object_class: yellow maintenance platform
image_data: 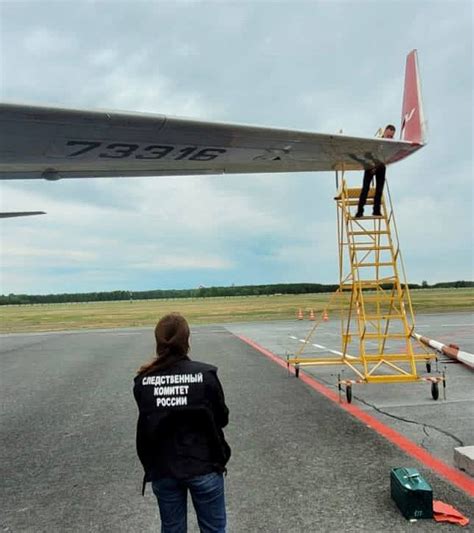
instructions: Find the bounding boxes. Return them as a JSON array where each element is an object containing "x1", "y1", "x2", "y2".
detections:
[{"x1": 287, "y1": 178, "x2": 444, "y2": 402}]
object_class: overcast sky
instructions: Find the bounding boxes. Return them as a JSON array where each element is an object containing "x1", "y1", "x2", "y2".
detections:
[{"x1": 0, "y1": 0, "x2": 472, "y2": 295}]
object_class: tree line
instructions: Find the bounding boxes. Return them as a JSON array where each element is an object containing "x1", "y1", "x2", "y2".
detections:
[{"x1": 1, "y1": 281, "x2": 472, "y2": 306}]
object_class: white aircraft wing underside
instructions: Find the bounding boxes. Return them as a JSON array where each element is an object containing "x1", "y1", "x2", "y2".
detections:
[
  {"x1": 0, "y1": 211, "x2": 46, "y2": 218},
  {"x1": 0, "y1": 103, "x2": 422, "y2": 180}
]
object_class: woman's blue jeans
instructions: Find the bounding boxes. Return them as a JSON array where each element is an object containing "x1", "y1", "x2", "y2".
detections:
[{"x1": 151, "y1": 472, "x2": 226, "y2": 533}]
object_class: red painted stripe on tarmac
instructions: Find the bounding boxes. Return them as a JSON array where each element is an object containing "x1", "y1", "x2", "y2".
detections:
[{"x1": 237, "y1": 334, "x2": 474, "y2": 498}]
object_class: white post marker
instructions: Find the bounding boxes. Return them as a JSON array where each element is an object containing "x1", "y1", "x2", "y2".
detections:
[{"x1": 413, "y1": 333, "x2": 474, "y2": 370}]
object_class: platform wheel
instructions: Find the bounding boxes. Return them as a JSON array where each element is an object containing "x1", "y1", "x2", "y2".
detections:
[
  {"x1": 295, "y1": 366, "x2": 300, "y2": 379},
  {"x1": 426, "y1": 361, "x2": 431, "y2": 373},
  {"x1": 431, "y1": 381, "x2": 439, "y2": 401},
  {"x1": 346, "y1": 385, "x2": 352, "y2": 404}
]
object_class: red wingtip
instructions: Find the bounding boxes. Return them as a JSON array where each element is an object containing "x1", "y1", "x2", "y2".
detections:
[{"x1": 400, "y1": 50, "x2": 426, "y2": 144}]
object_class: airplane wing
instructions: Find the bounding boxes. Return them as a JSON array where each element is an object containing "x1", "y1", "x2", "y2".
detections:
[
  {"x1": 0, "y1": 50, "x2": 425, "y2": 181},
  {"x1": 0, "y1": 211, "x2": 46, "y2": 218}
]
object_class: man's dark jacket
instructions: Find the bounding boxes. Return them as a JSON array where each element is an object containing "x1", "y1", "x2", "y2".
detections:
[{"x1": 133, "y1": 358, "x2": 230, "y2": 491}]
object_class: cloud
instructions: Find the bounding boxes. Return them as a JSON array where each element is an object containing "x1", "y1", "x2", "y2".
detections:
[
  {"x1": 79, "y1": 52, "x2": 219, "y2": 118},
  {"x1": 131, "y1": 254, "x2": 233, "y2": 271},
  {"x1": 0, "y1": 1, "x2": 472, "y2": 293},
  {"x1": 23, "y1": 27, "x2": 75, "y2": 56},
  {"x1": 5, "y1": 246, "x2": 95, "y2": 263}
]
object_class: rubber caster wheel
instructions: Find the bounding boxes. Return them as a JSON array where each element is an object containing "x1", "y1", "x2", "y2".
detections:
[
  {"x1": 431, "y1": 381, "x2": 439, "y2": 401},
  {"x1": 295, "y1": 367, "x2": 299, "y2": 378},
  {"x1": 426, "y1": 361, "x2": 431, "y2": 373},
  {"x1": 346, "y1": 385, "x2": 352, "y2": 404}
]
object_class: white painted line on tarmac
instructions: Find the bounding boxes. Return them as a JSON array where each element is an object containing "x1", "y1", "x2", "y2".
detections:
[
  {"x1": 440, "y1": 324, "x2": 473, "y2": 327},
  {"x1": 312, "y1": 343, "x2": 344, "y2": 356},
  {"x1": 417, "y1": 323, "x2": 473, "y2": 328},
  {"x1": 311, "y1": 340, "x2": 359, "y2": 359},
  {"x1": 291, "y1": 334, "x2": 359, "y2": 357},
  {"x1": 297, "y1": 338, "x2": 345, "y2": 357}
]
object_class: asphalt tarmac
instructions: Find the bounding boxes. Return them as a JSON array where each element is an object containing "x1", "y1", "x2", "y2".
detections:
[
  {"x1": 1, "y1": 315, "x2": 473, "y2": 532},
  {"x1": 226, "y1": 312, "x2": 474, "y2": 468}
]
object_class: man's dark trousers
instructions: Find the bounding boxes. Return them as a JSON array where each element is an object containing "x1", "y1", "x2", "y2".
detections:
[{"x1": 357, "y1": 165, "x2": 386, "y2": 215}]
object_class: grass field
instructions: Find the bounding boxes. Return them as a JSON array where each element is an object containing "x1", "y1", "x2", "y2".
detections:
[{"x1": 0, "y1": 288, "x2": 472, "y2": 333}]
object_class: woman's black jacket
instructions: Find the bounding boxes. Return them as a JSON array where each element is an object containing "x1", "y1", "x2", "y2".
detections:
[{"x1": 133, "y1": 359, "x2": 230, "y2": 492}]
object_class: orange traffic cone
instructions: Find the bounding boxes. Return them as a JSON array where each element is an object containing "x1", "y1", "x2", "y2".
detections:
[
  {"x1": 309, "y1": 309, "x2": 315, "y2": 321},
  {"x1": 322, "y1": 310, "x2": 329, "y2": 321},
  {"x1": 297, "y1": 308, "x2": 304, "y2": 320}
]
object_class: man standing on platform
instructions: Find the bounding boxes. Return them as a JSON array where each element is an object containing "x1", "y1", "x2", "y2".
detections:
[{"x1": 355, "y1": 124, "x2": 396, "y2": 217}]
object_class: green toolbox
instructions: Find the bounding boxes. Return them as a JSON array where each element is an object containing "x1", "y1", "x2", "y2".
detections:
[{"x1": 390, "y1": 468, "x2": 433, "y2": 520}]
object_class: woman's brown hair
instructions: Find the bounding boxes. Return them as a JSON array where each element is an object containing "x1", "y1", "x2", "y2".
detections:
[{"x1": 137, "y1": 313, "x2": 190, "y2": 375}]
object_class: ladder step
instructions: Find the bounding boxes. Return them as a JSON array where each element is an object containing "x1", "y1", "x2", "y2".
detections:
[
  {"x1": 340, "y1": 284, "x2": 396, "y2": 290},
  {"x1": 348, "y1": 354, "x2": 416, "y2": 358},
  {"x1": 349, "y1": 215, "x2": 385, "y2": 220},
  {"x1": 344, "y1": 188, "x2": 375, "y2": 198},
  {"x1": 340, "y1": 279, "x2": 398, "y2": 288},
  {"x1": 337, "y1": 199, "x2": 375, "y2": 205},
  {"x1": 363, "y1": 314, "x2": 405, "y2": 320},
  {"x1": 363, "y1": 333, "x2": 408, "y2": 339},
  {"x1": 349, "y1": 230, "x2": 390, "y2": 235},
  {"x1": 354, "y1": 262, "x2": 395, "y2": 267},
  {"x1": 359, "y1": 295, "x2": 397, "y2": 301},
  {"x1": 356, "y1": 282, "x2": 397, "y2": 286},
  {"x1": 351, "y1": 246, "x2": 392, "y2": 251}
]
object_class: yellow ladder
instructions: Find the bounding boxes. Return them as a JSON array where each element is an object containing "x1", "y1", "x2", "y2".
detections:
[{"x1": 287, "y1": 178, "x2": 442, "y2": 402}]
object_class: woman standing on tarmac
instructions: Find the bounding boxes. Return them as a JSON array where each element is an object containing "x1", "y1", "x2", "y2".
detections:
[{"x1": 133, "y1": 313, "x2": 231, "y2": 533}]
